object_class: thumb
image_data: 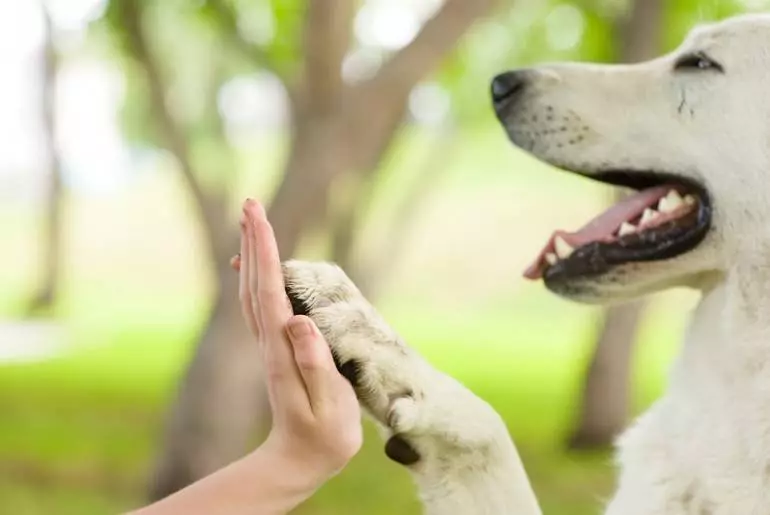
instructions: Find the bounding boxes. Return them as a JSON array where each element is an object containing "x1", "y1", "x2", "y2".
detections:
[{"x1": 286, "y1": 315, "x2": 337, "y2": 409}]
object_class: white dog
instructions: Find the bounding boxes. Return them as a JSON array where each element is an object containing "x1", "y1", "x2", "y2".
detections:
[{"x1": 283, "y1": 13, "x2": 770, "y2": 514}]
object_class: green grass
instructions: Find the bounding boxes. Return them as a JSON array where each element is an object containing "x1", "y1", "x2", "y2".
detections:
[{"x1": 0, "y1": 284, "x2": 695, "y2": 515}]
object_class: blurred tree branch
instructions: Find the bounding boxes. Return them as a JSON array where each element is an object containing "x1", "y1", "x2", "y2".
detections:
[
  {"x1": 118, "y1": 0, "x2": 232, "y2": 258},
  {"x1": 618, "y1": 0, "x2": 665, "y2": 63},
  {"x1": 26, "y1": 4, "x2": 63, "y2": 315},
  {"x1": 204, "y1": 0, "x2": 290, "y2": 82},
  {"x1": 298, "y1": 0, "x2": 355, "y2": 114},
  {"x1": 367, "y1": 0, "x2": 496, "y2": 100}
]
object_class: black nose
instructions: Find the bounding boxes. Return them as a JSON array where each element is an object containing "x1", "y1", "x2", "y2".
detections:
[{"x1": 490, "y1": 71, "x2": 527, "y2": 107}]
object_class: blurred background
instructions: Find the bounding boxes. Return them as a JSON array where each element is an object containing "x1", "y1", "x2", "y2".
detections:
[{"x1": 0, "y1": 0, "x2": 763, "y2": 513}]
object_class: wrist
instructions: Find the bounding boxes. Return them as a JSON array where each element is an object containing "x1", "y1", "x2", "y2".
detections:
[
  {"x1": 131, "y1": 445, "x2": 328, "y2": 515},
  {"x1": 248, "y1": 441, "x2": 331, "y2": 494}
]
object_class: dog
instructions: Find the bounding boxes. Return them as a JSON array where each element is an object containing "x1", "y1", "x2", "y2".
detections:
[{"x1": 283, "y1": 13, "x2": 770, "y2": 514}]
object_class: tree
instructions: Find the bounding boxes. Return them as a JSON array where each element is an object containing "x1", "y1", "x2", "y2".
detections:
[
  {"x1": 567, "y1": 0, "x2": 664, "y2": 449},
  {"x1": 101, "y1": 0, "x2": 500, "y2": 499},
  {"x1": 26, "y1": 3, "x2": 63, "y2": 315}
]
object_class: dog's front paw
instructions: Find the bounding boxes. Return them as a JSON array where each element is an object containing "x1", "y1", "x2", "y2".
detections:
[
  {"x1": 282, "y1": 260, "x2": 510, "y2": 470},
  {"x1": 282, "y1": 260, "x2": 425, "y2": 427}
]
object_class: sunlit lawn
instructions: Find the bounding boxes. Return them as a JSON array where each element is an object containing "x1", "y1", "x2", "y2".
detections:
[
  {"x1": 0, "y1": 292, "x2": 691, "y2": 515},
  {"x1": 0, "y1": 129, "x2": 698, "y2": 514}
]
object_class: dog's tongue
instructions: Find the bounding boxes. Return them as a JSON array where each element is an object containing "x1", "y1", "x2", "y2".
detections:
[{"x1": 524, "y1": 185, "x2": 675, "y2": 280}]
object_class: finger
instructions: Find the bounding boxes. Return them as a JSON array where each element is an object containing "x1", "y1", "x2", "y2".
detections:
[
  {"x1": 230, "y1": 253, "x2": 241, "y2": 271},
  {"x1": 244, "y1": 202, "x2": 261, "y2": 324},
  {"x1": 238, "y1": 216, "x2": 259, "y2": 338},
  {"x1": 246, "y1": 200, "x2": 292, "y2": 325},
  {"x1": 286, "y1": 316, "x2": 337, "y2": 412},
  {"x1": 243, "y1": 200, "x2": 308, "y2": 410}
]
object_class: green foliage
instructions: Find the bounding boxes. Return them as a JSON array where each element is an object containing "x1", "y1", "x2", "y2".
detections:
[
  {"x1": 251, "y1": 0, "x2": 304, "y2": 75},
  {"x1": 665, "y1": 0, "x2": 748, "y2": 51}
]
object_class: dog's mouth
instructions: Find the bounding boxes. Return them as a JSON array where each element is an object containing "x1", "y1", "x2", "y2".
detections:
[{"x1": 525, "y1": 171, "x2": 712, "y2": 282}]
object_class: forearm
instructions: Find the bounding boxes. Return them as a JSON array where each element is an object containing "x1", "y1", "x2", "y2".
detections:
[{"x1": 128, "y1": 448, "x2": 323, "y2": 515}]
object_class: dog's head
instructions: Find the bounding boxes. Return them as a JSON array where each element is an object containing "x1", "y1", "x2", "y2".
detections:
[{"x1": 493, "y1": 13, "x2": 770, "y2": 304}]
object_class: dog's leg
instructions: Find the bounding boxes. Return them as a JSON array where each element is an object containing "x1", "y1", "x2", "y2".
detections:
[{"x1": 283, "y1": 260, "x2": 542, "y2": 515}]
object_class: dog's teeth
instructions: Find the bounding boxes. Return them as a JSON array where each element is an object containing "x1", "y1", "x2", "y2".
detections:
[
  {"x1": 640, "y1": 208, "x2": 659, "y2": 225},
  {"x1": 618, "y1": 222, "x2": 637, "y2": 236},
  {"x1": 684, "y1": 194, "x2": 697, "y2": 206},
  {"x1": 667, "y1": 189, "x2": 685, "y2": 204},
  {"x1": 554, "y1": 236, "x2": 574, "y2": 259},
  {"x1": 545, "y1": 252, "x2": 558, "y2": 265},
  {"x1": 658, "y1": 190, "x2": 685, "y2": 213}
]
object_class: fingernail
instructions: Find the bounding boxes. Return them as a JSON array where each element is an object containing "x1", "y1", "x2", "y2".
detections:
[
  {"x1": 252, "y1": 201, "x2": 266, "y2": 218},
  {"x1": 242, "y1": 198, "x2": 265, "y2": 219},
  {"x1": 287, "y1": 317, "x2": 314, "y2": 339}
]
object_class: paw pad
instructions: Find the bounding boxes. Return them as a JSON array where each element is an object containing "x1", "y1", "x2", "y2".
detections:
[
  {"x1": 334, "y1": 356, "x2": 362, "y2": 388},
  {"x1": 385, "y1": 435, "x2": 421, "y2": 466}
]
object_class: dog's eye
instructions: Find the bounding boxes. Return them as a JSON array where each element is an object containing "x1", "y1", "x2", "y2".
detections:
[{"x1": 674, "y1": 52, "x2": 724, "y2": 73}]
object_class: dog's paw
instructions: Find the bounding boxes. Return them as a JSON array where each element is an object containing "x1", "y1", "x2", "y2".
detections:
[
  {"x1": 282, "y1": 260, "x2": 510, "y2": 470},
  {"x1": 282, "y1": 260, "x2": 424, "y2": 427}
]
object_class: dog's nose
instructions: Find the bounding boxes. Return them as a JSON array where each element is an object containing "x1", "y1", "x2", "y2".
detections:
[{"x1": 490, "y1": 71, "x2": 528, "y2": 107}]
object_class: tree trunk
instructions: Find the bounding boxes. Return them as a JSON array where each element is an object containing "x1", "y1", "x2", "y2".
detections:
[
  {"x1": 567, "y1": 0, "x2": 663, "y2": 450},
  {"x1": 26, "y1": 6, "x2": 62, "y2": 315},
  {"x1": 568, "y1": 301, "x2": 644, "y2": 449},
  {"x1": 328, "y1": 170, "x2": 366, "y2": 280},
  {"x1": 148, "y1": 266, "x2": 270, "y2": 501},
  {"x1": 268, "y1": 119, "x2": 348, "y2": 257}
]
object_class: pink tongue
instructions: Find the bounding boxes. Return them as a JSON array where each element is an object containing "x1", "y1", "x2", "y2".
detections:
[{"x1": 524, "y1": 185, "x2": 676, "y2": 280}]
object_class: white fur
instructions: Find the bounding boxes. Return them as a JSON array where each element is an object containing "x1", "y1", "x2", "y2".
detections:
[{"x1": 283, "y1": 14, "x2": 770, "y2": 515}]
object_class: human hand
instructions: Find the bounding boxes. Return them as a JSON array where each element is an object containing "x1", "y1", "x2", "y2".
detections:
[{"x1": 235, "y1": 199, "x2": 362, "y2": 484}]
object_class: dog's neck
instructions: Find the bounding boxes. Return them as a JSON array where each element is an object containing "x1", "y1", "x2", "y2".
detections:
[
  {"x1": 604, "y1": 262, "x2": 770, "y2": 511},
  {"x1": 672, "y1": 261, "x2": 770, "y2": 396}
]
